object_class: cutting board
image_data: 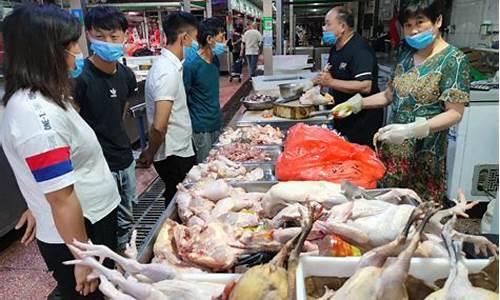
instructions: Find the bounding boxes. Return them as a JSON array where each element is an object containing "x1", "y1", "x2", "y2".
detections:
[{"x1": 273, "y1": 100, "x2": 316, "y2": 120}]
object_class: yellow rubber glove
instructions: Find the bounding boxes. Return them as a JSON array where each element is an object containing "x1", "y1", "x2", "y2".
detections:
[{"x1": 331, "y1": 93, "x2": 363, "y2": 118}]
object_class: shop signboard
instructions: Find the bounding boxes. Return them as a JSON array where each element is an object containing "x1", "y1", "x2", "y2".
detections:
[
  {"x1": 71, "y1": 9, "x2": 83, "y2": 25},
  {"x1": 263, "y1": 16, "x2": 273, "y2": 47}
]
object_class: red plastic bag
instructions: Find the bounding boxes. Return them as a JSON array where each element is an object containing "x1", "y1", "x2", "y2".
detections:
[{"x1": 275, "y1": 124, "x2": 385, "y2": 188}]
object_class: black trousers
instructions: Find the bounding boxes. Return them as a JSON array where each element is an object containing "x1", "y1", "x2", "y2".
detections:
[
  {"x1": 153, "y1": 155, "x2": 196, "y2": 208},
  {"x1": 335, "y1": 107, "x2": 384, "y2": 148},
  {"x1": 37, "y1": 208, "x2": 117, "y2": 300}
]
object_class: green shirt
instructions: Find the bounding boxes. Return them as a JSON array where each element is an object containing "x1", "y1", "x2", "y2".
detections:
[
  {"x1": 183, "y1": 52, "x2": 222, "y2": 133},
  {"x1": 378, "y1": 45, "x2": 470, "y2": 203}
]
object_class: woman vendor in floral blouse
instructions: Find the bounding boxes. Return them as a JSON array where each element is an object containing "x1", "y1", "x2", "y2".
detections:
[{"x1": 331, "y1": 0, "x2": 470, "y2": 204}]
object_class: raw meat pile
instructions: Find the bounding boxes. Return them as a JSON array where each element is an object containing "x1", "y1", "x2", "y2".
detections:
[
  {"x1": 244, "y1": 93, "x2": 277, "y2": 103},
  {"x1": 218, "y1": 125, "x2": 284, "y2": 145},
  {"x1": 207, "y1": 143, "x2": 273, "y2": 163},
  {"x1": 185, "y1": 155, "x2": 264, "y2": 183}
]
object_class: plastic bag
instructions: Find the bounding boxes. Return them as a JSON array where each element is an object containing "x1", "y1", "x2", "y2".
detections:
[{"x1": 275, "y1": 124, "x2": 385, "y2": 188}]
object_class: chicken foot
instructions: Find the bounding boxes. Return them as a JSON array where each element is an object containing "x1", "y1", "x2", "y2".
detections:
[
  {"x1": 64, "y1": 255, "x2": 166, "y2": 300},
  {"x1": 68, "y1": 240, "x2": 177, "y2": 283}
]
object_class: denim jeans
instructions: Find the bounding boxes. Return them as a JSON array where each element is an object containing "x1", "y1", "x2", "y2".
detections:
[
  {"x1": 193, "y1": 130, "x2": 221, "y2": 163},
  {"x1": 111, "y1": 160, "x2": 136, "y2": 251},
  {"x1": 246, "y1": 54, "x2": 258, "y2": 77}
]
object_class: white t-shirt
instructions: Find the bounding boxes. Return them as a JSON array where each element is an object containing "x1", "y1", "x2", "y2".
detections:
[
  {"x1": 145, "y1": 48, "x2": 194, "y2": 161},
  {"x1": 242, "y1": 29, "x2": 262, "y2": 55},
  {"x1": 0, "y1": 90, "x2": 120, "y2": 244}
]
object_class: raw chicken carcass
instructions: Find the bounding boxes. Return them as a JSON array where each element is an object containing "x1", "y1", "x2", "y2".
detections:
[
  {"x1": 193, "y1": 179, "x2": 232, "y2": 202},
  {"x1": 217, "y1": 211, "x2": 260, "y2": 228},
  {"x1": 262, "y1": 181, "x2": 346, "y2": 217},
  {"x1": 424, "y1": 216, "x2": 498, "y2": 300},
  {"x1": 207, "y1": 143, "x2": 273, "y2": 163},
  {"x1": 218, "y1": 125, "x2": 283, "y2": 145},
  {"x1": 313, "y1": 199, "x2": 416, "y2": 250},
  {"x1": 313, "y1": 185, "x2": 498, "y2": 258},
  {"x1": 271, "y1": 203, "x2": 308, "y2": 228},
  {"x1": 227, "y1": 204, "x2": 323, "y2": 300},
  {"x1": 64, "y1": 239, "x2": 225, "y2": 300},
  {"x1": 320, "y1": 203, "x2": 435, "y2": 300},
  {"x1": 173, "y1": 222, "x2": 242, "y2": 271},
  {"x1": 185, "y1": 156, "x2": 265, "y2": 182}
]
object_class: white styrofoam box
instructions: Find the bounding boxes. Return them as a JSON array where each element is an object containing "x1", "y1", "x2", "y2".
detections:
[
  {"x1": 296, "y1": 256, "x2": 490, "y2": 300},
  {"x1": 251, "y1": 72, "x2": 319, "y2": 92},
  {"x1": 273, "y1": 55, "x2": 309, "y2": 71}
]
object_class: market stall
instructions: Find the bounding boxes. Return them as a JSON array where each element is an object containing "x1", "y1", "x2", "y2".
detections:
[{"x1": 78, "y1": 70, "x2": 498, "y2": 299}]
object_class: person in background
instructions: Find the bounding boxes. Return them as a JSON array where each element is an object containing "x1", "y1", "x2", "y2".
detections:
[
  {"x1": 332, "y1": 0, "x2": 470, "y2": 204},
  {"x1": 139, "y1": 12, "x2": 198, "y2": 207},
  {"x1": 314, "y1": 6, "x2": 383, "y2": 147},
  {"x1": 229, "y1": 26, "x2": 243, "y2": 65},
  {"x1": 73, "y1": 6, "x2": 137, "y2": 253},
  {"x1": 0, "y1": 4, "x2": 120, "y2": 299},
  {"x1": 184, "y1": 18, "x2": 226, "y2": 163},
  {"x1": 241, "y1": 21, "x2": 262, "y2": 77}
]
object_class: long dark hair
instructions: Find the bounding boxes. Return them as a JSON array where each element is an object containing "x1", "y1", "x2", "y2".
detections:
[{"x1": 2, "y1": 4, "x2": 81, "y2": 109}]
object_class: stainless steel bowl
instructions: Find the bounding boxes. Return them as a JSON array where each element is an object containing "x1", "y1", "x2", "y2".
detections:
[
  {"x1": 240, "y1": 96, "x2": 275, "y2": 111},
  {"x1": 278, "y1": 83, "x2": 303, "y2": 100}
]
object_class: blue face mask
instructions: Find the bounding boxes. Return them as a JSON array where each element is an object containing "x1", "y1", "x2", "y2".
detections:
[
  {"x1": 90, "y1": 39, "x2": 124, "y2": 62},
  {"x1": 67, "y1": 51, "x2": 84, "y2": 78},
  {"x1": 405, "y1": 30, "x2": 435, "y2": 49},
  {"x1": 322, "y1": 31, "x2": 337, "y2": 46},
  {"x1": 184, "y1": 41, "x2": 199, "y2": 61},
  {"x1": 213, "y1": 42, "x2": 226, "y2": 55}
]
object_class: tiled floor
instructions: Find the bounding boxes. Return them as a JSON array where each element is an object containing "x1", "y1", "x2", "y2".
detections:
[{"x1": 0, "y1": 74, "x2": 248, "y2": 299}]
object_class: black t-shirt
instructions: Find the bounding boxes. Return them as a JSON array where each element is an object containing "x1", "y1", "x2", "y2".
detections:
[
  {"x1": 327, "y1": 33, "x2": 380, "y2": 103},
  {"x1": 327, "y1": 33, "x2": 383, "y2": 147},
  {"x1": 74, "y1": 59, "x2": 137, "y2": 171}
]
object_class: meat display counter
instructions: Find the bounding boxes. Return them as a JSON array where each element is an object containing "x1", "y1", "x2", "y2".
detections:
[{"x1": 135, "y1": 83, "x2": 333, "y2": 262}]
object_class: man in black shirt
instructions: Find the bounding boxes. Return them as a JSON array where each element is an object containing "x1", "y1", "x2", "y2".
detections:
[
  {"x1": 73, "y1": 7, "x2": 137, "y2": 252},
  {"x1": 314, "y1": 6, "x2": 383, "y2": 147}
]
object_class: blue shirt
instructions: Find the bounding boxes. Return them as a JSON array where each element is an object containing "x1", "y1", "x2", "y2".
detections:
[{"x1": 183, "y1": 52, "x2": 222, "y2": 133}]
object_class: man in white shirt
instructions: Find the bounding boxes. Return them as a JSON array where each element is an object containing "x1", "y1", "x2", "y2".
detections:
[
  {"x1": 139, "y1": 12, "x2": 198, "y2": 207},
  {"x1": 241, "y1": 22, "x2": 262, "y2": 77}
]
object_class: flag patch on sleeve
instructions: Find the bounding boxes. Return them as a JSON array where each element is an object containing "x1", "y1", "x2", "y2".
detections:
[{"x1": 25, "y1": 146, "x2": 73, "y2": 182}]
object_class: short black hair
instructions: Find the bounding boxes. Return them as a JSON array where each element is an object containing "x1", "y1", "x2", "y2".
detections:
[
  {"x1": 2, "y1": 4, "x2": 81, "y2": 108},
  {"x1": 162, "y1": 12, "x2": 198, "y2": 46},
  {"x1": 197, "y1": 18, "x2": 224, "y2": 47},
  {"x1": 399, "y1": 0, "x2": 444, "y2": 25},
  {"x1": 85, "y1": 6, "x2": 128, "y2": 32},
  {"x1": 332, "y1": 6, "x2": 354, "y2": 29}
]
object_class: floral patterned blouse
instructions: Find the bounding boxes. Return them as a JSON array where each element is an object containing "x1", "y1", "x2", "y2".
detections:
[{"x1": 378, "y1": 45, "x2": 470, "y2": 203}]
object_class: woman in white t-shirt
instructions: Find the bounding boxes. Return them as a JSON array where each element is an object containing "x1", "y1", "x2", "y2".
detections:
[{"x1": 0, "y1": 5, "x2": 120, "y2": 299}]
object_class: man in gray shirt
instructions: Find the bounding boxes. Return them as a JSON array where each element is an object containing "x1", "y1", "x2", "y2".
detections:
[{"x1": 241, "y1": 22, "x2": 262, "y2": 77}]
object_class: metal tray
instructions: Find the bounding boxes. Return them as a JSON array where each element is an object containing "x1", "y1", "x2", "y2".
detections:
[
  {"x1": 215, "y1": 124, "x2": 286, "y2": 148},
  {"x1": 136, "y1": 181, "x2": 417, "y2": 264},
  {"x1": 136, "y1": 180, "x2": 279, "y2": 264},
  {"x1": 208, "y1": 145, "x2": 282, "y2": 163},
  {"x1": 182, "y1": 163, "x2": 276, "y2": 185},
  {"x1": 236, "y1": 119, "x2": 330, "y2": 131},
  {"x1": 240, "y1": 96, "x2": 275, "y2": 111}
]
